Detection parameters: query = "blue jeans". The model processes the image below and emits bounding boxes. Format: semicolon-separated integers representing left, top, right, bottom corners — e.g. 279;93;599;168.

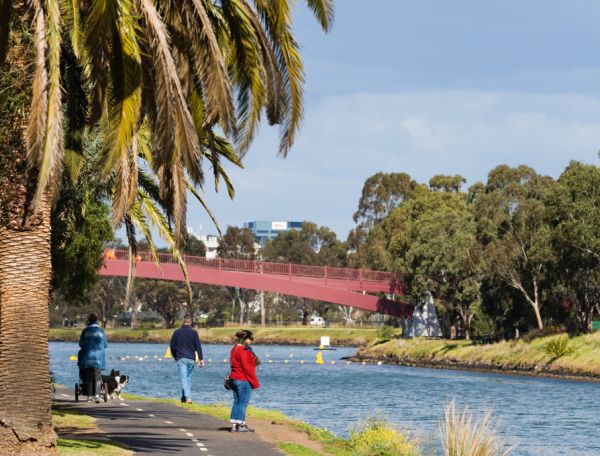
230;380;251;424
177;358;196;401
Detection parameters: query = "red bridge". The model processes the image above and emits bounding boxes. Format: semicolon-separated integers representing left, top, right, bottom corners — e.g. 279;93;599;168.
99;249;412;318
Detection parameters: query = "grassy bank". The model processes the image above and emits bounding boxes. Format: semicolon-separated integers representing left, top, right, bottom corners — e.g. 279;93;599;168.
354;331;600;380
53;406;131;455
49;326;377;346
121;393;418;456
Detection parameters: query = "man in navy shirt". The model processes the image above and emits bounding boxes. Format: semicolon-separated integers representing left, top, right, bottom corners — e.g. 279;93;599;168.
170;314;204;403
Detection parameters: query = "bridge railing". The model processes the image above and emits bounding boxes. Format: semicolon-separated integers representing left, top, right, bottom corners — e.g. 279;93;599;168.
104;249;400;287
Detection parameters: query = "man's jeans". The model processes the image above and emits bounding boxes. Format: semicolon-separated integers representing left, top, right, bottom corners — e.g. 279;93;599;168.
230;380;251;424
177;358;196;401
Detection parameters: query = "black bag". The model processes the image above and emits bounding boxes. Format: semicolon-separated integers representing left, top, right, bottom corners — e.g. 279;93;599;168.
224;345;240;390
224;372;233;390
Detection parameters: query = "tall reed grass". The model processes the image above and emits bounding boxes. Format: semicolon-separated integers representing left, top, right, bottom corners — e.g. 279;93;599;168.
440;401;515;456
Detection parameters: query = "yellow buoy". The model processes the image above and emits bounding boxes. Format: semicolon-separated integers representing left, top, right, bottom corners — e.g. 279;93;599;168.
164;347;172;359
316;351;324;365
69;355;77;361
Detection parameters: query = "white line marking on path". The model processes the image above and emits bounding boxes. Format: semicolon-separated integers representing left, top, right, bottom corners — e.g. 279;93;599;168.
194;442;204;447
148;414;155;417
61;394;69;397
191;438;198;442
178;428;186;432
199;448;207;452
120;403;130;407
164;421;173;424
185;432;194;437
136;408;143;412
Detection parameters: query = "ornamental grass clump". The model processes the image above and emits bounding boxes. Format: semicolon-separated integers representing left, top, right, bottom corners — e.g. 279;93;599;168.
544;335;575;359
349;416;419;456
440;401;514;456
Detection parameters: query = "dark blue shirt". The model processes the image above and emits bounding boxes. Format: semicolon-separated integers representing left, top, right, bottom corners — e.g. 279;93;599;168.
170;326;203;361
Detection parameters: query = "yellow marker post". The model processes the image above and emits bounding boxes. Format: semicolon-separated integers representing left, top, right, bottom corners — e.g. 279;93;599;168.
69;355;77;361
316;351;324;365
164;347;172;359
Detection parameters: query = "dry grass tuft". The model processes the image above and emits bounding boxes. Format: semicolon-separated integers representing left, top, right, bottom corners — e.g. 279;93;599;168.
440;401;515;456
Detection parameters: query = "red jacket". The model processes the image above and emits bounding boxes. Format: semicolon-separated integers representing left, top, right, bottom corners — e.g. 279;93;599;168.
229;344;260;389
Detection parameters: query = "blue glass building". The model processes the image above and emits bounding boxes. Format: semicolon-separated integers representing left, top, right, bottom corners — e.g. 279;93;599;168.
243;220;303;246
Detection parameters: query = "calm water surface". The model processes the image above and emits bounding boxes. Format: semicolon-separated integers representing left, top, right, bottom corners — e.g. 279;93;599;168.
50;342;599;455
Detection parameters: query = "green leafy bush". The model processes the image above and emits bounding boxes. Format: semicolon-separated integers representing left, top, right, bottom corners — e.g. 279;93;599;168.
376;325;395;341
349;416;418;456
544;336;575;359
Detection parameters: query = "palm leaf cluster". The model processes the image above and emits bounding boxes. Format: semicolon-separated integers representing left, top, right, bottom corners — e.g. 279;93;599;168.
1;0;334;250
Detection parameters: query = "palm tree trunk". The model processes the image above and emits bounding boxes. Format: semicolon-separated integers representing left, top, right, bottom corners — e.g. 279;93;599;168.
0;199;57;454
0;15;57;453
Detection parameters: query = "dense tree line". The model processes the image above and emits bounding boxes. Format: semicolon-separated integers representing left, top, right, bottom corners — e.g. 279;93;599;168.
52;161;600;338
357;163;600;338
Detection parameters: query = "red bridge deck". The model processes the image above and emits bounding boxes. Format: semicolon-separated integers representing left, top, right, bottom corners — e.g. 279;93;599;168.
99;249;412;318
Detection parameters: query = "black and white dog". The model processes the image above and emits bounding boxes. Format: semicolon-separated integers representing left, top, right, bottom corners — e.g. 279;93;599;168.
102;369;129;400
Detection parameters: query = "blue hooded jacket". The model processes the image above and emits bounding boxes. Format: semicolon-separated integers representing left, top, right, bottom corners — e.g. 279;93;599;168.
78;323;108;369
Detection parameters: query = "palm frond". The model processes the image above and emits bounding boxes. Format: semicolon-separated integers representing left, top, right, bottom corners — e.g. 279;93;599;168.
0;0;12;64
26;0;48;172
110;131;139;228
222;0;266;155
139;0;202;186
124;215;138;311
102;0;142;177
59;0;82;57
186;179;222;236
184;0;235;134
242;0;284;125
81;0;117;123
305;0;334;32
64;149;84;183
138;189;193;301
32;0;64;210
204;132;241;198
254;0;305;156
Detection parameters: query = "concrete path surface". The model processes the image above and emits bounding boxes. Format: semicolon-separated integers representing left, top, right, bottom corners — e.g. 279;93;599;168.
54;386;283;456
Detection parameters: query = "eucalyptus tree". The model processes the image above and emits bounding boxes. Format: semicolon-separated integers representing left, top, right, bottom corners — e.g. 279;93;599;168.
348;171;416;267
366;185;483;338
0;0;333;452
472;165;555;330
546;161;600;333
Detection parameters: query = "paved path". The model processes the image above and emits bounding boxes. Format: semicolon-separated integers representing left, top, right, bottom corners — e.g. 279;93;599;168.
54;387;282;455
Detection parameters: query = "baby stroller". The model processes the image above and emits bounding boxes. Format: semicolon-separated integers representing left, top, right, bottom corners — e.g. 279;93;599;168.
75;369;108;402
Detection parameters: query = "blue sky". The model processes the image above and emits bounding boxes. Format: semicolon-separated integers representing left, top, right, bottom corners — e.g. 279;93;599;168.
188;0;600;241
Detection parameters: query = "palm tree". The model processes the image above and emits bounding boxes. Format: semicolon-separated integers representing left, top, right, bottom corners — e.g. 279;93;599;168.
0;0;333;452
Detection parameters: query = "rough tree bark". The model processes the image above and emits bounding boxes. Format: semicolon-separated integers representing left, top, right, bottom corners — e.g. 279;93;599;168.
0;15;57;454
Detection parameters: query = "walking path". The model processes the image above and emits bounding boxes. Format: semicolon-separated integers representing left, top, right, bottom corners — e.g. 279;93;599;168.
54;387;283;455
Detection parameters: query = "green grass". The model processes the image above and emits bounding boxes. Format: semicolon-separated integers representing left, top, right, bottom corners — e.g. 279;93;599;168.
360;331;600;377
121;392;401;456
49;326;378;346
53;406;131;455
57;438;131;456
53;407;95;430
278;443;324;456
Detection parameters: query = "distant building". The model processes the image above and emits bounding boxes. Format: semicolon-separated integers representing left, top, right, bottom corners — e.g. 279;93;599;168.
243;220;303;247
199;234;220;259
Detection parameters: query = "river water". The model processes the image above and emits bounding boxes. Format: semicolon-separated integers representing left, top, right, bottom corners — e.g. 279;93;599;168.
49;342;599;455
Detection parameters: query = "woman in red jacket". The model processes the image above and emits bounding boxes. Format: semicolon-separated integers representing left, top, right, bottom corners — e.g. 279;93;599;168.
229;329;260;432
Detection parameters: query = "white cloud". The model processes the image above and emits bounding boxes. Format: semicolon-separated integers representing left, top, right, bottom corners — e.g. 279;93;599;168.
188;90;600;239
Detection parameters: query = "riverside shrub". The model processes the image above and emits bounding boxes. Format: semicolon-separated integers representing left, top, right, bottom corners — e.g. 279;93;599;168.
544;336;575;359
349;416;418;456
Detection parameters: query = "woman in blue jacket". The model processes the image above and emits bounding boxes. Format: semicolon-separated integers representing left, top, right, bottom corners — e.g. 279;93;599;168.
77;313;108;402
